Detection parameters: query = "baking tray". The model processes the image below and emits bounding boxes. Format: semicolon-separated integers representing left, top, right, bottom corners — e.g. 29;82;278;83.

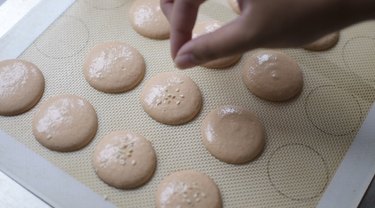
1;0;375;207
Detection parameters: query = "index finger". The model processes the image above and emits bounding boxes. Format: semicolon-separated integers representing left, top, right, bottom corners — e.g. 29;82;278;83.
169;0;205;59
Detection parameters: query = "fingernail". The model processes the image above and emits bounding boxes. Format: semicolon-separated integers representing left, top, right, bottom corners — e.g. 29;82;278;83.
174;53;198;69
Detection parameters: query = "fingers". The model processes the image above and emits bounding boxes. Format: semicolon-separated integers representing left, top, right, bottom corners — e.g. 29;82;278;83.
175;15;258;69
161;0;205;59
160;0;173;20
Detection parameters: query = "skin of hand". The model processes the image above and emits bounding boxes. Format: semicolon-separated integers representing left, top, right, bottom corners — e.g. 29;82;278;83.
161;0;375;69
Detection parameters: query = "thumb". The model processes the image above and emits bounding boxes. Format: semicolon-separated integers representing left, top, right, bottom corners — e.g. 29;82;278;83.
174;16;257;69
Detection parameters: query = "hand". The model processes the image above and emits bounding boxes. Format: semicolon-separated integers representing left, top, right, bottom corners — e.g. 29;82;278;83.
161;0;375;69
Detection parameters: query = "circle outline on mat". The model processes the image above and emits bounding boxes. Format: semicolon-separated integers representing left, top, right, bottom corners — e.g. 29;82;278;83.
341;36;375;83
266;143;329;201
83;0;126;10
32;94;98;152
83;41;146;93
0;59;45;116
201;105;265;164
92;131;157;189
304;85;363;136
35;16;89;59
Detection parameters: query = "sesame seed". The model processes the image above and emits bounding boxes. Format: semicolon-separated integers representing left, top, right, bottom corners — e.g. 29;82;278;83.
180;95;184;98
196;198;200;202
176;101;181;105
46;134;52;140
131;160;136;165
175;88;180;92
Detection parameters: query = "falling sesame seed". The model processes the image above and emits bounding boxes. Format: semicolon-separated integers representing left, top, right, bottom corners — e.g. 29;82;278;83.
120;144;128;149
104;195;108;200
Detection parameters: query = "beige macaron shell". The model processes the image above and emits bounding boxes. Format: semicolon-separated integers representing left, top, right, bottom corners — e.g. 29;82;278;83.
140;72;202;125
0;59;44;116
83;42;145;93
92;131;157;189
32;95;98;152
192;20;241;68
242;50;304;102
201;106;265;164
304;32;340;51
129;0;170;39
156;170;222;208
228;0;240;14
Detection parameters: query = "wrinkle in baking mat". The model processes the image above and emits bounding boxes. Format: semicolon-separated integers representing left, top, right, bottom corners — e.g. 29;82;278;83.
1;0;375;207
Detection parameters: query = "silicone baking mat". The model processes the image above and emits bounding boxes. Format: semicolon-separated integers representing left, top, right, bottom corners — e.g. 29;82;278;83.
1;0;375;207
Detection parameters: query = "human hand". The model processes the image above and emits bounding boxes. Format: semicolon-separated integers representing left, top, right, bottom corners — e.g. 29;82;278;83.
161;0;375;69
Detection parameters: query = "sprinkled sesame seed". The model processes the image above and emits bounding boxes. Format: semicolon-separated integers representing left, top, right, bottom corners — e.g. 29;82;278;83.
131;160;136;165
175;88;180;92
180;95;184;98
176;101;181;105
